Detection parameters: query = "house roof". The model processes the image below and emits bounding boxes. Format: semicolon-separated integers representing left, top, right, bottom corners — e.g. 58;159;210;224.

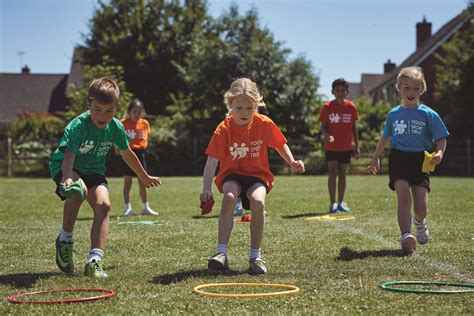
369;10;469;94
348;74;384;100
347;83;362;101
0;72;69;124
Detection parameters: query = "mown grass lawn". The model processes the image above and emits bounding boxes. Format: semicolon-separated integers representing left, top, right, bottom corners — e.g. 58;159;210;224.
0;176;473;314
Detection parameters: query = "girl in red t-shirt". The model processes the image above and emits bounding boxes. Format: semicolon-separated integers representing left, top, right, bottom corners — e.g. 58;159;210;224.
200;78;305;275
117;98;158;216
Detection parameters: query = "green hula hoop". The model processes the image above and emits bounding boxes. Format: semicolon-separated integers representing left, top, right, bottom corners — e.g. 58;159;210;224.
381;281;474;294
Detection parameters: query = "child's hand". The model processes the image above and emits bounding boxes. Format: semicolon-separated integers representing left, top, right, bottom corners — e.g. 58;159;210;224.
143;176;161;188
62;178;73;187
367;158;380;175
291;160;305;173
354;147;361;159
430;151;443;165
200;190;213;203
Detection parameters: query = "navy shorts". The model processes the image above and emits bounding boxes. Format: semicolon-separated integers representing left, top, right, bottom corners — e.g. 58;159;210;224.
222;174;268;210
388;148;430;193
53;170;108;201
325;150;352;164
119;149;147;177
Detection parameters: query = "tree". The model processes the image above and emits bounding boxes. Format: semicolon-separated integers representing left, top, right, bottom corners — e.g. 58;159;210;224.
435;7;474;137
82;0;208;115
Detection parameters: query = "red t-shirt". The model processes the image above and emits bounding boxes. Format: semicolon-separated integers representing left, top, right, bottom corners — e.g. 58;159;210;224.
318;99;359;151
205;113;287;192
121;118;151;150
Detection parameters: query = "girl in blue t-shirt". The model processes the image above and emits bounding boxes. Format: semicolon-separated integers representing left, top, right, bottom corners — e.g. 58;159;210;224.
367;66;449;255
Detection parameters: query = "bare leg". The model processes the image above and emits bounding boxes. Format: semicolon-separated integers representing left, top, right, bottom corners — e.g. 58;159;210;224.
123;176;132;204
337;163;348;203
248;183;267;250
411;186;428;223
217;181;240;245
327;161;338;204
62;173;88;232
394;180;412;235
87;185;111;250
138;177;147;203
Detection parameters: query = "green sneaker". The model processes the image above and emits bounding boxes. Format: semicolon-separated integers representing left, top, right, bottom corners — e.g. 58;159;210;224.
84;259;108;278
55;236;74;274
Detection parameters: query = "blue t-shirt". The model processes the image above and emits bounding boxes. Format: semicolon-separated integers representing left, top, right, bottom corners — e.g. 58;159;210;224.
382;104;449;152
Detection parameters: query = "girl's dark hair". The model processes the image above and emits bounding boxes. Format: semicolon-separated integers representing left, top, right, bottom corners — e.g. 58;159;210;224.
331;78;349;91
127;98;145;113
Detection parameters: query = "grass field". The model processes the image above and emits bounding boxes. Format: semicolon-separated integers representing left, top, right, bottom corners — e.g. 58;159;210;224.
1;176;473;314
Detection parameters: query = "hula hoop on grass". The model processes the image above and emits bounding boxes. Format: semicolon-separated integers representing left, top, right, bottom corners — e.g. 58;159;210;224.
7;288;116;304
381;281;474;294
193;282;300;298
117;220;168;226
305;214;354;221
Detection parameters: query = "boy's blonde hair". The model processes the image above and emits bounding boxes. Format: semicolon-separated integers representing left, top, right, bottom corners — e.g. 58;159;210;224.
88;77;120;106
224;78;266;115
396;66;427;94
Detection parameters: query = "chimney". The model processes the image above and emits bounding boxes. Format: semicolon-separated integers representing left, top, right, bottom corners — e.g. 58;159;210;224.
21;65;30;75
416;16;432;49
384;59;396;74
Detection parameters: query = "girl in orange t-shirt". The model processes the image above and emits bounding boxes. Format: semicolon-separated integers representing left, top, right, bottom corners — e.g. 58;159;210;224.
201;78;305;275
118;98;158;216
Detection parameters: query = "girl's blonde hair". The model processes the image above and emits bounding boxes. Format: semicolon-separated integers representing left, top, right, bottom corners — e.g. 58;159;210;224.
224;78;266;116
396;66;427;94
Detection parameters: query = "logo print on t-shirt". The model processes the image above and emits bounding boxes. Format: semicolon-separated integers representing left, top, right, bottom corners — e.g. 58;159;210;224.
329;113;341;123
79;140;95;154
126;129;137;139
229;143;249;160
393;120;407;135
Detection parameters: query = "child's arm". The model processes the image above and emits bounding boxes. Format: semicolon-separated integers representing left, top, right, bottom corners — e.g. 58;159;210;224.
275;144;305;173
367;135;389;175
352;122;360;159
120;147;161;187
201;156;218;202
61;148;76;186
320;122;332;143
431;138;447;165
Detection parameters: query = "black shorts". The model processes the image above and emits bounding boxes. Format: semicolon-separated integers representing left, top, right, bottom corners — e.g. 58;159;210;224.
325;150;352;164
222;174;268;210
388;148;430;193
119;149;147;177
53;170;108;201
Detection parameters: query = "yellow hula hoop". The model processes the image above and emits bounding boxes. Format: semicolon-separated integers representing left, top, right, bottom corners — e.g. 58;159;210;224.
305;214;354;221
193;283;300;298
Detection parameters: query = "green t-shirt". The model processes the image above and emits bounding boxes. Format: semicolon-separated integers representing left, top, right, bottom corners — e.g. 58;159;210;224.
49;111;130;178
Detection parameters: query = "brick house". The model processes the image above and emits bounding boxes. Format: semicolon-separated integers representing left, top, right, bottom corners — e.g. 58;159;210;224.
348;9;471;115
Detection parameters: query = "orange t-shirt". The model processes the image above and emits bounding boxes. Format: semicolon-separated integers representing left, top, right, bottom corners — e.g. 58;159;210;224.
205;113;287;193
318;99;359;151
121;118;151;150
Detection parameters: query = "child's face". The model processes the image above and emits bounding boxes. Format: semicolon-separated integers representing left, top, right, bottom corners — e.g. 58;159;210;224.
129;107;143;121
230;95;257;126
88;101;117;129
332;85;348;100
399;78;423;106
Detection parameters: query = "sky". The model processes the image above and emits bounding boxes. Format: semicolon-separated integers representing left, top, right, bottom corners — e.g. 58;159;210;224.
0;0;469;99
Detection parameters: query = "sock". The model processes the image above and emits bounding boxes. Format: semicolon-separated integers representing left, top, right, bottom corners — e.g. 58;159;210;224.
217;244;228;255
87;248;104;263
124;202;131;210
402;232;412;238
142;202;149;210
249;248;261;261
414;218;425;225
59;227;73;242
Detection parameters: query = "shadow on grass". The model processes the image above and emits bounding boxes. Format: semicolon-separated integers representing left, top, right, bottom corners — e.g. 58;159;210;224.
337;247;406;261
151;269;246;285
192;215;219;219
281;212;328;219
0;272;61;288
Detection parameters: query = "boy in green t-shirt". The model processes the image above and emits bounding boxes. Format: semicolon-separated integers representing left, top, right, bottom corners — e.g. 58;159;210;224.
49;78;161;278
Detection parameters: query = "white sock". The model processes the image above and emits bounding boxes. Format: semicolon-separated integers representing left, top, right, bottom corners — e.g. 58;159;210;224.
217;244;228;255
87;248;104;263
142;202;149;210
59;227;73;242
249;248;261;261
124;202;131;210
